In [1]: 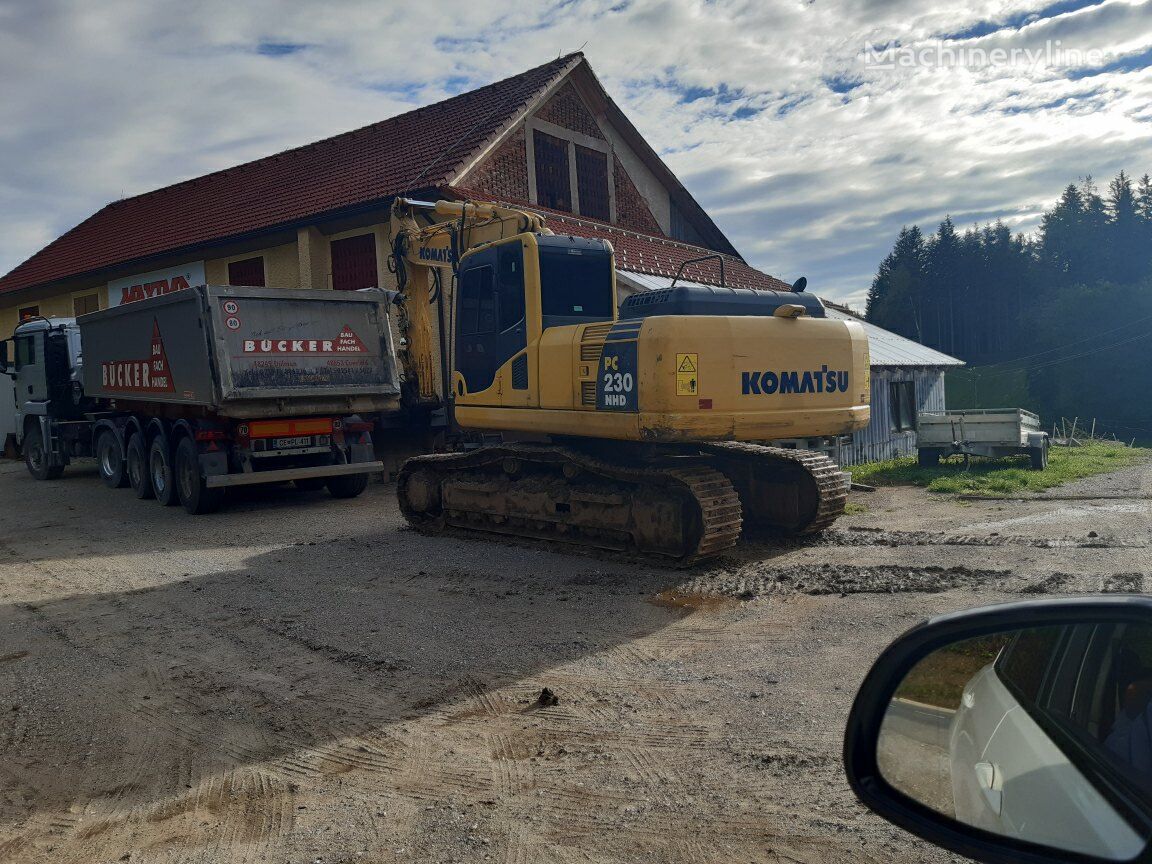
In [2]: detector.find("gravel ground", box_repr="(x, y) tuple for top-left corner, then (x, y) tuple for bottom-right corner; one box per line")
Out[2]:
(0, 455), (1147, 863)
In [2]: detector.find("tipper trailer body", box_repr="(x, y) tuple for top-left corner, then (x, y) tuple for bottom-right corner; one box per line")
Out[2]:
(2, 285), (400, 512)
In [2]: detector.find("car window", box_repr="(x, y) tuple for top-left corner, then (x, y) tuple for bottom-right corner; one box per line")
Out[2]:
(15, 335), (36, 369)
(996, 627), (1064, 704)
(1001, 623), (1152, 811)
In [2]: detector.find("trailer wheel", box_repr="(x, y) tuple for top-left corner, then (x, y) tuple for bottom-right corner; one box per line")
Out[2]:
(175, 437), (225, 515)
(326, 472), (370, 499)
(149, 437), (179, 506)
(917, 448), (942, 468)
(1030, 442), (1049, 471)
(24, 423), (64, 481)
(127, 434), (153, 499)
(96, 429), (128, 488)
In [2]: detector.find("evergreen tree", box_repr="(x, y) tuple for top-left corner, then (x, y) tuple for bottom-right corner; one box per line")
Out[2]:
(866, 226), (925, 341)
(924, 217), (963, 353)
(1137, 174), (1152, 222)
(1106, 171), (1143, 284)
(1039, 183), (1085, 288)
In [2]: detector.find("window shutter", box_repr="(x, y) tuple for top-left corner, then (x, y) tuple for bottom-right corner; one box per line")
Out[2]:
(575, 146), (610, 221)
(533, 130), (572, 212)
(330, 234), (378, 291)
(227, 256), (266, 287)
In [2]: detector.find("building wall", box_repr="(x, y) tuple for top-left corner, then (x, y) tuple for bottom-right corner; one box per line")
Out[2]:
(206, 241), (300, 288)
(840, 368), (947, 466)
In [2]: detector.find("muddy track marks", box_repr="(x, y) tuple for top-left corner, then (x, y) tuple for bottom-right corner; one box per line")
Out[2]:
(685, 564), (1008, 598)
(815, 528), (1145, 549)
(1102, 572), (1145, 592)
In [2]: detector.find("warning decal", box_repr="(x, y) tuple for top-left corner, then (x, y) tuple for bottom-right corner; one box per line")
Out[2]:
(676, 353), (698, 396)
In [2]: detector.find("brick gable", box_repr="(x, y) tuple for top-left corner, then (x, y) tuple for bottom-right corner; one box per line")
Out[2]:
(467, 128), (529, 202)
(533, 81), (605, 140)
(613, 155), (662, 235)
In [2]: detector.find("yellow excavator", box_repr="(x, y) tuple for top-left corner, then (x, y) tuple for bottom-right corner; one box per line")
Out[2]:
(387, 198), (870, 564)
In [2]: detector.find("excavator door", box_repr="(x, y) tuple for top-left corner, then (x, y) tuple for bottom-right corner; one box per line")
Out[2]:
(454, 239), (527, 398)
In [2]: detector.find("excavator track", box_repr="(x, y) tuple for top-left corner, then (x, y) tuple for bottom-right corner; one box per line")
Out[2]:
(397, 441), (847, 564)
(397, 443), (742, 565)
(700, 442), (848, 536)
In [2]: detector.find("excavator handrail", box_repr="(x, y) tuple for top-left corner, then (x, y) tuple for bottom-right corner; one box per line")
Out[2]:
(669, 254), (726, 290)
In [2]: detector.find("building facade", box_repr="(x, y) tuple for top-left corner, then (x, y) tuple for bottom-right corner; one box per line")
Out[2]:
(823, 305), (964, 466)
(0, 54), (787, 344)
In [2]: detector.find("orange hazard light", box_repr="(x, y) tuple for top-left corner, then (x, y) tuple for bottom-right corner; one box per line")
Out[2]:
(248, 418), (334, 439)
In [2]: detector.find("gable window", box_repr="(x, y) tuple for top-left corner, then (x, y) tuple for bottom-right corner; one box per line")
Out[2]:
(18, 306), (39, 322)
(533, 130), (572, 212)
(330, 234), (378, 291)
(889, 380), (918, 432)
(575, 145), (610, 221)
(228, 256), (266, 287)
(73, 293), (100, 316)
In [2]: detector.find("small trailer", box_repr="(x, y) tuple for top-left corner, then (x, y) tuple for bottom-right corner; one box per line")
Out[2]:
(916, 408), (1050, 470)
(1, 285), (400, 513)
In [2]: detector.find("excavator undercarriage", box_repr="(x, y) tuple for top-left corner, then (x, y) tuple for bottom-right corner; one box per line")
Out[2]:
(397, 441), (847, 565)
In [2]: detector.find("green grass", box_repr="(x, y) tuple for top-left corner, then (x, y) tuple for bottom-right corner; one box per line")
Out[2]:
(852, 440), (1150, 497)
(895, 635), (1011, 709)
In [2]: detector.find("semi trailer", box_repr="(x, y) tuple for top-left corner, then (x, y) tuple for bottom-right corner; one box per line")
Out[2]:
(0, 285), (399, 513)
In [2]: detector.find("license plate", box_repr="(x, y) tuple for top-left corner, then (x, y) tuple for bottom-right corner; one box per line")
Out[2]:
(273, 436), (312, 449)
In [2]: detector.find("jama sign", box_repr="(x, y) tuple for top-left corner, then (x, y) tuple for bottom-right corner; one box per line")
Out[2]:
(118, 275), (191, 306)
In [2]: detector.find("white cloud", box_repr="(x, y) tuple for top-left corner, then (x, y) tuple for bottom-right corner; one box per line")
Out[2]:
(0, 0), (1150, 307)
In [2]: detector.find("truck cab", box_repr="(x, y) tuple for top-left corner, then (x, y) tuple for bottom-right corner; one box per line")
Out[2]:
(0, 318), (85, 477)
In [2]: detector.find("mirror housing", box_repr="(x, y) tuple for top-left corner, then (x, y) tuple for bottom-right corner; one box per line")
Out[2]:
(844, 596), (1152, 864)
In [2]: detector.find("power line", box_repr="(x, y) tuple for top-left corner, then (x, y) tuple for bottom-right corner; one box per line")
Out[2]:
(975, 311), (1152, 372)
(972, 329), (1152, 379)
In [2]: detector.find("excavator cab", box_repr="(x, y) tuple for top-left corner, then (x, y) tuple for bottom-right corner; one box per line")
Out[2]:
(452, 234), (616, 407)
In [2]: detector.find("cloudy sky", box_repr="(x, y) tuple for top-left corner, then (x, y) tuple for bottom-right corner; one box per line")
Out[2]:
(1, 0), (1150, 307)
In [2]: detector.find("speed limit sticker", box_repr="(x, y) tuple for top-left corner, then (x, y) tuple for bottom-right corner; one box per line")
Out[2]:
(223, 300), (240, 315)
(226, 316), (242, 331)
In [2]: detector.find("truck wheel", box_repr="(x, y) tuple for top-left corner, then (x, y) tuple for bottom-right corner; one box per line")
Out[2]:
(149, 437), (179, 506)
(24, 424), (64, 481)
(96, 429), (128, 488)
(175, 437), (225, 515)
(326, 472), (370, 499)
(1030, 443), (1049, 471)
(127, 434), (154, 499)
(294, 477), (328, 491)
(918, 448), (941, 468)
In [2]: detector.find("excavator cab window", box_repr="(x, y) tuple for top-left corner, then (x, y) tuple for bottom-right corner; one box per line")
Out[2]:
(455, 242), (527, 394)
(538, 240), (614, 331)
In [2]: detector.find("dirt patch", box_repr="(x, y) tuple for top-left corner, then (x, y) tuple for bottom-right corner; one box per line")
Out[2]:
(1102, 572), (1145, 593)
(1019, 572), (1075, 594)
(0, 458), (1148, 864)
(685, 564), (1008, 598)
(821, 528), (1143, 549)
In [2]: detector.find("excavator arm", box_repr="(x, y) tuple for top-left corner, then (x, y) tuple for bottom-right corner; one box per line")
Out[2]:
(387, 198), (550, 402)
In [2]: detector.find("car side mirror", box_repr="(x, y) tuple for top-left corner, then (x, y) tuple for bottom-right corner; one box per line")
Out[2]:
(844, 597), (1152, 864)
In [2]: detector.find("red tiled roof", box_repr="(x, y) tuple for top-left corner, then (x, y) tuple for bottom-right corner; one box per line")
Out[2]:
(444, 185), (792, 293)
(0, 54), (582, 296)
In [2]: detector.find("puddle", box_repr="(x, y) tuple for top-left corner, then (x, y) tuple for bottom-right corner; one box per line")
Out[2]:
(649, 590), (741, 612)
